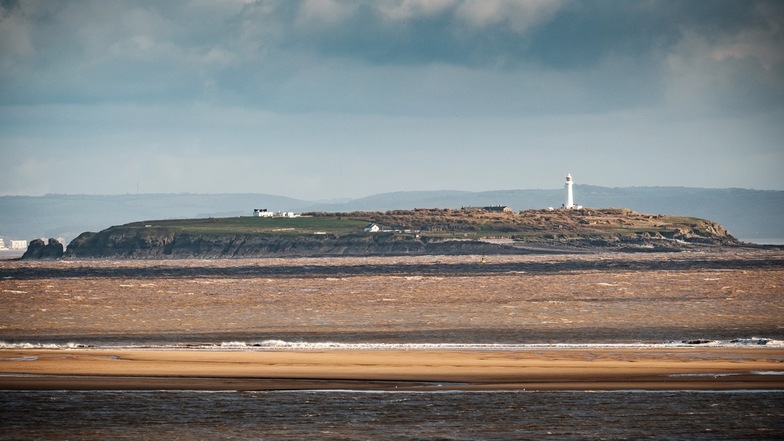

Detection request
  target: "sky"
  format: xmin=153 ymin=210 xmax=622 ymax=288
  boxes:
xmin=1 ymin=0 xmax=783 ymax=200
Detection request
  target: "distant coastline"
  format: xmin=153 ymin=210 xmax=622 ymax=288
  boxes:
xmin=740 ymin=238 xmax=784 ymax=246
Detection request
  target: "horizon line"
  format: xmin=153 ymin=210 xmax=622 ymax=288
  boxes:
xmin=1 ymin=184 xmax=780 ymax=200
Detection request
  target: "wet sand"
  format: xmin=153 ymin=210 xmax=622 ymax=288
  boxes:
xmin=1 ymin=347 xmax=783 ymax=391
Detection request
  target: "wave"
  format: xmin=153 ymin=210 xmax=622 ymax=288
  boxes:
xmin=750 ymin=371 xmax=784 ymax=375
xmin=0 ymin=342 xmax=93 ymax=350
xmin=1 ymin=338 xmax=782 ymax=351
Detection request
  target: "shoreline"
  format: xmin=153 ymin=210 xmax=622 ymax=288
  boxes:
xmin=2 ymin=348 xmax=783 ymax=391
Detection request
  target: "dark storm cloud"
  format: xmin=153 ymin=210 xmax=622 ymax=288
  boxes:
xmin=223 ymin=0 xmax=782 ymax=116
xmin=1 ymin=0 xmax=782 ymax=114
xmin=242 ymin=0 xmax=779 ymax=70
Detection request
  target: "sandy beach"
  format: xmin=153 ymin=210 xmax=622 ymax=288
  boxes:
xmin=2 ymin=347 xmax=783 ymax=391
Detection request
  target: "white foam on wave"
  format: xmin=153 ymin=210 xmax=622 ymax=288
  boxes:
xmin=0 ymin=342 xmax=91 ymax=350
xmin=668 ymin=373 xmax=740 ymax=378
xmin=671 ymin=371 xmax=784 ymax=377
xmin=2 ymin=338 xmax=782 ymax=351
xmin=207 ymin=338 xmax=784 ymax=351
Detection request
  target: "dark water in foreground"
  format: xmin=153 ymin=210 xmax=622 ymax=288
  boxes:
xmin=1 ymin=390 xmax=782 ymax=440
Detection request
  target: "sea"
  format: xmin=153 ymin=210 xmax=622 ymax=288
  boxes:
xmin=2 ymin=340 xmax=783 ymax=440
xmin=1 ymin=389 xmax=782 ymax=440
xmin=740 ymin=237 xmax=784 ymax=246
xmin=2 ymin=253 xmax=784 ymax=440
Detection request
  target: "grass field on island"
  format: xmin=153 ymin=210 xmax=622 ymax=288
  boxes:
xmin=125 ymin=216 xmax=370 ymax=236
xmin=116 ymin=208 xmax=728 ymax=241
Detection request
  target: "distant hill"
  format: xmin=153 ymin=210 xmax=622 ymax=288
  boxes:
xmin=0 ymin=193 xmax=311 ymax=244
xmin=304 ymin=187 xmax=783 ymax=241
xmin=573 ymin=186 xmax=783 ymax=241
xmin=1 ymin=186 xmax=782 ymax=245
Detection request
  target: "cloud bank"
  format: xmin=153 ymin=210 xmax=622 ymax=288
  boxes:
xmin=1 ymin=0 xmax=782 ymax=197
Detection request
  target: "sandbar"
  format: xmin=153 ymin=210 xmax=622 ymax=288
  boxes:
xmin=2 ymin=348 xmax=783 ymax=391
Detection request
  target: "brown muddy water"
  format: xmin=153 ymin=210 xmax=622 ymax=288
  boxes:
xmin=1 ymin=251 xmax=782 ymax=345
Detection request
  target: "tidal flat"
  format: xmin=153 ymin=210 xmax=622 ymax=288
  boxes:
xmin=1 ymin=251 xmax=782 ymax=346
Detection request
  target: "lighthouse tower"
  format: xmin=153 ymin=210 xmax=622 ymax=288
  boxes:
xmin=564 ymin=174 xmax=575 ymax=209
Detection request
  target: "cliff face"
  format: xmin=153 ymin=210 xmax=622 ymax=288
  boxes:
xmin=63 ymin=225 xmax=411 ymax=259
xmin=63 ymin=229 xmax=741 ymax=260
xmin=153 ymin=232 xmax=431 ymax=258
xmin=64 ymin=230 xmax=521 ymax=259
xmin=65 ymin=227 xmax=179 ymax=258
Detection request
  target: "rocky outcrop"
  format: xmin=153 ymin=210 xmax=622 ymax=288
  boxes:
xmin=21 ymin=238 xmax=64 ymax=259
xmin=63 ymin=230 xmax=744 ymax=260
xmin=64 ymin=229 xmax=529 ymax=259
xmin=65 ymin=227 xmax=178 ymax=259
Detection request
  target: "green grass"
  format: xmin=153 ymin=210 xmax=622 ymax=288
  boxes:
xmin=126 ymin=216 xmax=370 ymax=236
xmin=117 ymin=210 xmax=719 ymax=241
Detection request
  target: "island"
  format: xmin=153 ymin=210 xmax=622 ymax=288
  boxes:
xmin=51 ymin=207 xmax=745 ymax=259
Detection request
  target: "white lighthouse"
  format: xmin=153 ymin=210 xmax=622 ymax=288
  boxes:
xmin=564 ymin=173 xmax=575 ymax=209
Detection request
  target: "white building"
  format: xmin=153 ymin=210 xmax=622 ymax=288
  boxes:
xmin=0 ymin=238 xmax=5 ymax=250
xmin=253 ymin=209 xmax=300 ymax=218
xmin=364 ymin=223 xmax=380 ymax=233
xmin=564 ymin=173 xmax=574 ymax=209
xmin=253 ymin=208 xmax=274 ymax=218
xmin=563 ymin=173 xmax=582 ymax=210
xmin=10 ymin=240 xmax=27 ymax=250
